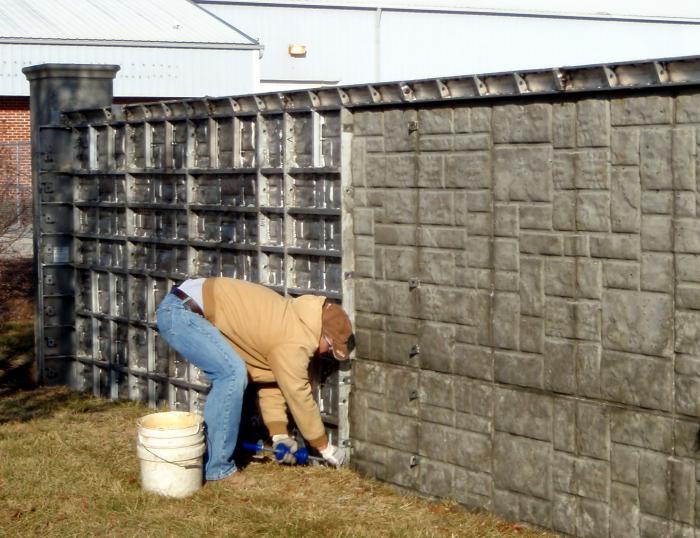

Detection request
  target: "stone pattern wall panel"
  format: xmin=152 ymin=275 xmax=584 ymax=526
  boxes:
xmin=349 ymin=92 xmax=700 ymax=537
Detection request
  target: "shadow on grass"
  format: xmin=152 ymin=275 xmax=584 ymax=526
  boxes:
xmin=0 ymin=319 xmax=35 ymax=390
xmin=0 ymin=256 xmax=101 ymax=424
xmin=0 ymin=386 xmax=133 ymax=425
xmin=0 ymin=255 xmax=35 ymax=390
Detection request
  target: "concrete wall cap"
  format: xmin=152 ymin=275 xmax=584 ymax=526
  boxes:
xmin=22 ymin=64 xmax=120 ymax=81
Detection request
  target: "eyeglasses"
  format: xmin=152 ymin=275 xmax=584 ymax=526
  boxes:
xmin=323 ymin=335 xmax=333 ymax=354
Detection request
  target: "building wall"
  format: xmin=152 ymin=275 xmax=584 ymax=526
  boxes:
xmin=0 ymin=97 xmax=30 ymax=142
xmin=202 ymin=2 xmax=700 ymax=89
xmin=0 ymin=97 xmax=31 ymax=204
xmin=348 ymin=92 xmax=700 ymax=536
xmin=0 ymin=45 xmax=260 ymax=97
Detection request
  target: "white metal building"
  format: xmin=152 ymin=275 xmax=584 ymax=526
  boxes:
xmin=0 ymin=0 xmax=262 ymax=98
xmin=197 ymin=0 xmax=700 ymax=91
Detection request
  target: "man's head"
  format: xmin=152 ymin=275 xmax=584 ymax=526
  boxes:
xmin=321 ymin=301 xmax=355 ymax=360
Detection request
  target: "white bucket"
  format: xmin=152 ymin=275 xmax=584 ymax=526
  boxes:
xmin=136 ymin=411 xmax=206 ymax=498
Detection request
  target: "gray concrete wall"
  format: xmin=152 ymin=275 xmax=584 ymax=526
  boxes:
xmin=348 ymin=92 xmax=700 ymax=537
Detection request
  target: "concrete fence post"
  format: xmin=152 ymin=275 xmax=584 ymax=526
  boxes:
xmin=23 ymin=64 xmax=119 ymax=384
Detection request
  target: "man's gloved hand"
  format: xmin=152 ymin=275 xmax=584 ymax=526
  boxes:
xmin=271 ymin=434 xmax=298 ymax=464
xmin=320 ymin=443 xmax=348 ymax=468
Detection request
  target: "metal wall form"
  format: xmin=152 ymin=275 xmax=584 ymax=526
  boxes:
xmin=37 ymin=95 xmax=353 ymax=445
xmin=96 ymin=54 xmax=700 ymax=112
xmin=34 ymin=54 xmax=700 ymax=447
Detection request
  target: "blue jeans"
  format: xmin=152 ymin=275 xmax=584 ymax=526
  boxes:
xmin=156 ymin=293 xmax=248 ymax=480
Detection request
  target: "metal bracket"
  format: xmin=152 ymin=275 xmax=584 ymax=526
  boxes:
xmin=400 ymin=83 xmax=416 ymax=102
xmin=652 ymin=61 xmax=669 ymax=84
xmin=552 ymin=68 xmax=566 ymax=91
xmin=336 ymin=88 xmax=350 ymax=106
xmin=472 ymin=76 xmax=487 ymax=96
xmin=408 ymin=278 xmax=420 ymax=290
xmin=228 ymin=97 xmax=241 ymax=113
xmin=254 ymin=96 xmax=266 ymax=111
xmin=603 ymin=66 xmax=619 ymax=88
xmin=407 ymin=121 xmax=419 ymax=134
xmin=513 ymin=73 xmax=529 ymax=94
xmin=409 ymin=455 xmax=420 ymax=468
xmin=367 ymin=85 xmax=382 ymax=104
xmin=409 ymin=344 xmax=420 ymax=357
xmin=436 ymin=79 xmax=450 ymax=98
xmin=307 ymin=91 xmax=321 ymax=108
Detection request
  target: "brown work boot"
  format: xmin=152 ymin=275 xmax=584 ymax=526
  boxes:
xmin=216 ymin=471 xmax=255 ymax=488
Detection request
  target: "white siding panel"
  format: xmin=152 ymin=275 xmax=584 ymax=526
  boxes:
xmin=199 ymin=0 xmax=700 ymax=22
xmin=205 ymin=4 xmax=376 ymax=85
xmin=202 ymin=3 xmax=700 ymax=91
xmin=0 ymin=45 xmax=258 ymax=97
xmin=379 ymin=11 xmax=700 ymax=81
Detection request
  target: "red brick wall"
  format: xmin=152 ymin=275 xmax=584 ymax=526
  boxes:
xmin=0 ymin=97 xmax=30 ymax=143
xmin=0 ymin=97 xmax=174 ymax=144
xmin=0 ymin=97 xmax=31 ymax=218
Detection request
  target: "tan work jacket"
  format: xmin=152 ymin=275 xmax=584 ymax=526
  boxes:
xmin=202 ymin=277 xmax=328 ymax=448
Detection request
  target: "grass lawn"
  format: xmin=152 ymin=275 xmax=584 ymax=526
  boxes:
xmin=0 ymin=258 xmax=555 ymax=538
xmin=0 ymin=386 xmax=557 ymax=538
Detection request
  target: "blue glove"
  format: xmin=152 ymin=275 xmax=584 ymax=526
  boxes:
xmin=272 ymin=434 xmax=299 ymax=464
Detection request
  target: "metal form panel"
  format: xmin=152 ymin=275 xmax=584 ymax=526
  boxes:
xmin=35 ymin=53 xmax=700 ymax=453
xmin=37 ymin=96 xmax=352 ymax=445
xmin=1 ymin=44 xmax=260 ymax=97
xmin=0 ymin=0 xmax=257 ymax=46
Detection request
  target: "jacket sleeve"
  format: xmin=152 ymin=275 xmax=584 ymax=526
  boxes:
xmin=257 ymin=384 xmax=289 ymax=437
xmin=264 ymin=345 xmax=328 ymax=448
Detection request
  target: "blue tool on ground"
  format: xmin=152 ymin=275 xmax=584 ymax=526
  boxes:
xmin=241 ymin=440 xmax=324 ymax=465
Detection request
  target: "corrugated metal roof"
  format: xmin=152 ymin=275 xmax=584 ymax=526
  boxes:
xmin=0 ymin=0 xmax=260 ymax=47
xmin=197 ymin=0 xmax=700 ymax=22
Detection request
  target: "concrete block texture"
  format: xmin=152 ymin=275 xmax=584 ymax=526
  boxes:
xmin=349 ymin=92 xmax=700 ymax=537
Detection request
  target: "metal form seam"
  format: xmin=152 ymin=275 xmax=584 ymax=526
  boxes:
xmin=58 ymin=56 xmax=700 ymax=125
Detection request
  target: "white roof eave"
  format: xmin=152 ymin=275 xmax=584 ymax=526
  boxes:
xmin=0 ymin=37 xmax=261 ymax=50
xmin=195 ymin=0 xmax=700 ymax=24
xmin=0 ymin=0 xmax=260 ymax=45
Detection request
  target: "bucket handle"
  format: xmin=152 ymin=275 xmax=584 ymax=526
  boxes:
xmin=138 ymin=442 xmax=202 ymax=470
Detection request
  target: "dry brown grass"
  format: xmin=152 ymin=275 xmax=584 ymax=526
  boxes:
xmin=0 ymin=260 xmax=556 ymax=538
xmin=0 ymin=386 xmax=557 ymax=538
